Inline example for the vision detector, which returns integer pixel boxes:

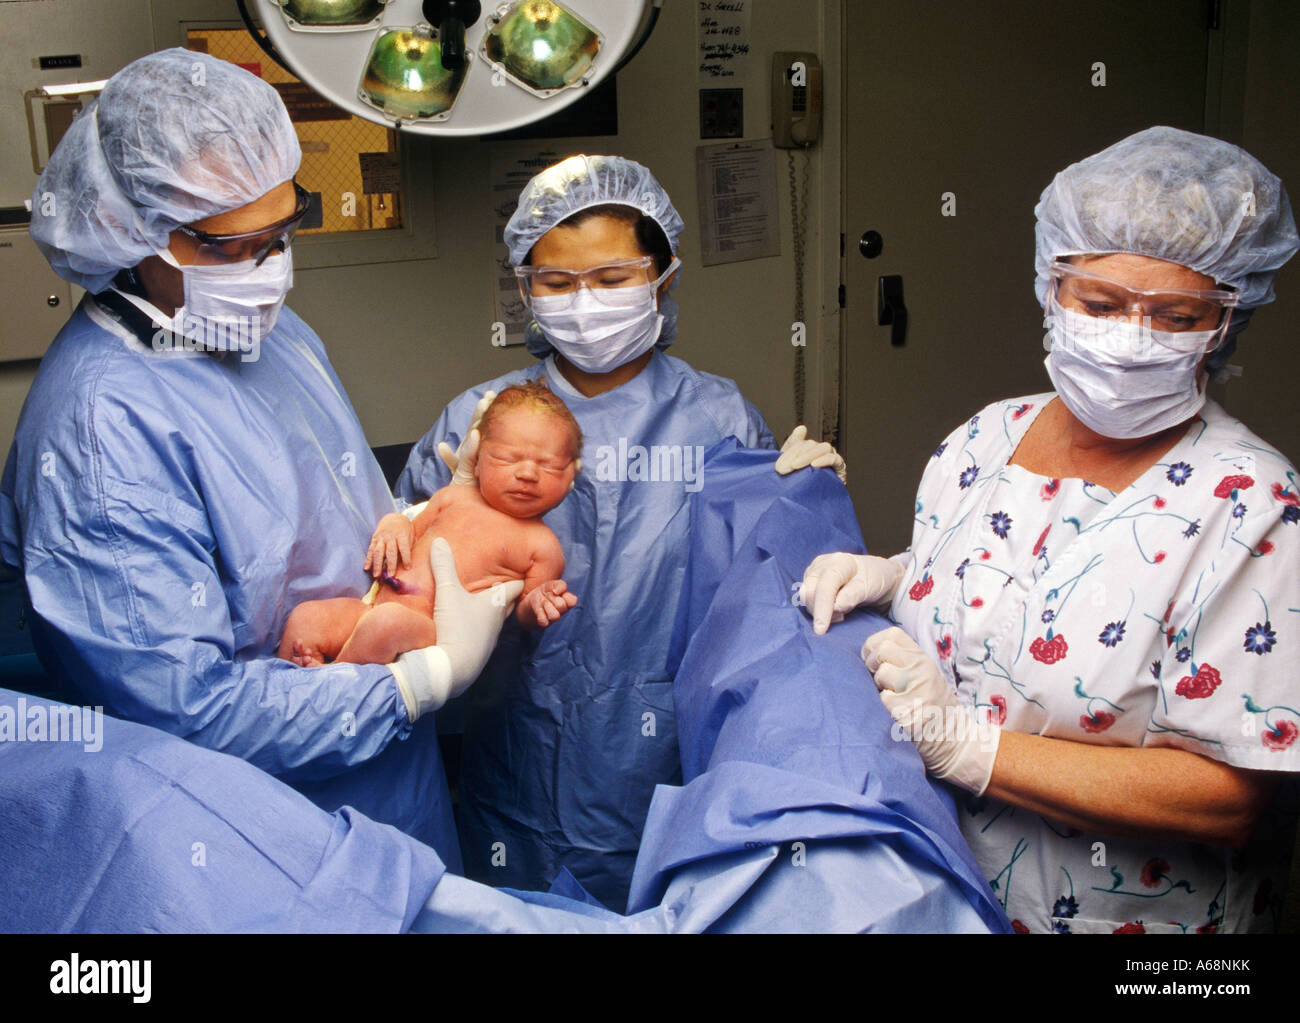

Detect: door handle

[878,274,907,346]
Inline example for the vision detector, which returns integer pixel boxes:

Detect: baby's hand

[518,580,577,629]
[365,513,415,578]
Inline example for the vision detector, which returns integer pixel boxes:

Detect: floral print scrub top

[890,394,1299,933]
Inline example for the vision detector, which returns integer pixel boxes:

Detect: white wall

[0,0,156,458]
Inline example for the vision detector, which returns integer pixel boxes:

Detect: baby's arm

[409,486,455,535]
[515,531,576,629]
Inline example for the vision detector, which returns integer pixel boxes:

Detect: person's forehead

[1071,253,1219,291]
[531,214,642,269]
[188,180,297,235]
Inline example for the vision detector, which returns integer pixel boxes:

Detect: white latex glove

[400,500,428,522]
[799,552,905,635]
[775,425,847,484]
[861,626,999,795]
[437,390,496,486]
[390,537,523,720]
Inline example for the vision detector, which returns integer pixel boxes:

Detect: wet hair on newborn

[478,379,583,460]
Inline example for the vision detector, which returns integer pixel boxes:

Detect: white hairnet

[31,48,302,293]
[1034,126,1298,311]
[505,155,685,354]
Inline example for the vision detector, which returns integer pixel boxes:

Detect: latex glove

[390,538,523,720]
[775,425,847,484]
[400,501,428,522]
[437,390,496,486]
[799,552,904,634]
[861,626,999,794]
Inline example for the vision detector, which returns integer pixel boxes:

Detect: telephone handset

[771,51,822,149]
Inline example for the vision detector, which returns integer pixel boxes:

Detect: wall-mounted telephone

[771,51,822,149]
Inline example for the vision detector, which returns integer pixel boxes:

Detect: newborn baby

[278,381,581,666]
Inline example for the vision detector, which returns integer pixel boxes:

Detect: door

[841,0,1212,554]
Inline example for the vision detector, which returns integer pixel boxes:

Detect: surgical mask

[1043,304,1219,439]
[154,243,293,350]
[530,258,680,374]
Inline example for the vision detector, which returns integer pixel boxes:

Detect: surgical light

[275,0,389,30]
[481,1,600,96]
[359,25,467,121]
[249,0,657,136]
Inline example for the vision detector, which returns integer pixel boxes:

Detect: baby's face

[475,406,578,519]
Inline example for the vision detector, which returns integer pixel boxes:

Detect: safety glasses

[514,255,658,309]
[1048,259,1237,348]
[175,182,313,266]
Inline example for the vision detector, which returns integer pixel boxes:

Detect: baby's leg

[335,601,439,665]
[278,598,369,666]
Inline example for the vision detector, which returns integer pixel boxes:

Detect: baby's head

[474,380,582,519]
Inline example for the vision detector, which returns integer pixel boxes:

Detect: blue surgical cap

[31,48,302,293]
[504,155,686,356]
[1034,126,1298,313]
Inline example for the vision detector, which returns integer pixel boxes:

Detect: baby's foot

[292,638,326,668]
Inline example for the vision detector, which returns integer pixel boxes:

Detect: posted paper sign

[358,152,401,195]
[489,149,566,346]
[696,141,780,266]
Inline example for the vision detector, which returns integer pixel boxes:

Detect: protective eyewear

[1048,259,1237,350]
[175,182,313,266]
[514,256,659,309]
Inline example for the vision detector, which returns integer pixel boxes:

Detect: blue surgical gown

[0,294,459,862]
[0,438,1007,934]
[397,351,775,910]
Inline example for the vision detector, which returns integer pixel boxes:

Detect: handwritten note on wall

[698,0,752,85]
